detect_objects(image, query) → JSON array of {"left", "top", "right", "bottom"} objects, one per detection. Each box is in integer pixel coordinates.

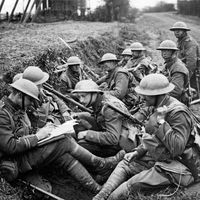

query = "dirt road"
[{"left": 135, "top": 12, "right": 200, "bottom": 63}]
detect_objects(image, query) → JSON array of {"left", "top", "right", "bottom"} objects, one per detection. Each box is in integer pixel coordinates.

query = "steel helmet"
[
  {"left": 99, "top": 53, "right": 119, "bottom": 64},
  {"left": 135, "top": 74, "right": 175, "bottom": 96},
  {"left": 12, "top": 73, "right": 23, "bottom": 83},
  {"left": 130, "top": 42, "right": 146, "bottom": 51},
  {"left": 121, "top": 48, "right": 132, "bottom": 56},
  {"left": 72, "top": 80, "right": 103, "bottom": 93},
  {"left": 170, "top": 21, "right": 190, "bottom": 31},
  {"left": 10, "top": 79, "right": 39, "bottom": 101},
  {"left": 67, "top": 56, "right": 82, "bottom": 66},
  {"left": 23, "top": 66, "right": 49, "bottom": 85},
  {"left": 157, "top": 40, "right": 179, "bottom": 51}
]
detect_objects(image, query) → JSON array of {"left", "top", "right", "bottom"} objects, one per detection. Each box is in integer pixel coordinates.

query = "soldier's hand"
[
  {"left": 99, "top": 82, "right": 108, "bottom": 90},
  {"left": 124, "top": 151, "right": 138, "bottom": 162},
  {"left": 36, "top": 125, "right": 54, "bottom": 141},
  {"left": 62, "top": 111, "right": 72, "bottom": 121},
  {"left": 156, "top": 105, "right": 167, "bottom": 124},
  {"left": 77, "top": 131, "right": 88, "bottom": 140}
]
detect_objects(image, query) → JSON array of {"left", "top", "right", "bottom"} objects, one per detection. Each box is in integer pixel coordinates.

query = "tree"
[{"left": 104, "top": 0, "right": 130, "bottom": 21}]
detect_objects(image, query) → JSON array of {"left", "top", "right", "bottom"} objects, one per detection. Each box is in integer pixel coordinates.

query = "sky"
[
  {"left": 130, "top": 0, "right": 177, "bottom": 9},
  {"left": 0, "top": 0, "right": 177, "bottom": 14},
  {"left": 89, "top": 0, "right": 177, "bottom": 10}
]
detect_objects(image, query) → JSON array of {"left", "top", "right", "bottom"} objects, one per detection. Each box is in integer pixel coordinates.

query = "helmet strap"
[
  {"left": 21, "top": 93, "right": 25, "bottom": 111},
  {"left": 155, "top": 94, "right": 167, "bottom": 107}
]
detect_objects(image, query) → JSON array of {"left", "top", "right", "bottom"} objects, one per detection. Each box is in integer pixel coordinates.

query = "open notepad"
[{"left": 38, "top": 120, "right": 77, "bottom": 146}]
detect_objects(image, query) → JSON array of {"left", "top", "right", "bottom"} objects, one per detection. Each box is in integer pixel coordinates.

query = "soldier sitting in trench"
[
  {"left": 96, "top": 53, "right": 139, "bottom": 111},
  {"left": 93, "top": 73, "right": 200, "bottom": 200},
  {"left": 0, "top": 78, "right": 125, "bottom": 194},
  {"left": 72, "top": 79, "right": 141, "bottom": 160},
  {"left": 118, "top": 48, "right": 132, "bottom": 67},
  {"left": 56, "top": 56, "right": 87, "bottom": 94},
  {"left": 124, "top": 42, "right": 153, "bottom": 83},
  {"left": 13, "top": 66, "right": 72, "bottom": 128}
]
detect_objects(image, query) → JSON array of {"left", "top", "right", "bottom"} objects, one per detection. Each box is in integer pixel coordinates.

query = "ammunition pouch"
[
  {"left": 180, "top": 87, "right": 193, "bottom": 106},
  {"left": 119, "top": 123, "right": 141, "bottom": 152},
  {"left": 179, "top": 146, "right": 200, "bottom": 183}
]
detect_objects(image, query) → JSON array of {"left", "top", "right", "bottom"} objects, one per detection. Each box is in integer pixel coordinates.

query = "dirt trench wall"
[{"left": 0, "top": 24, "right": 151, "bottom": 98}]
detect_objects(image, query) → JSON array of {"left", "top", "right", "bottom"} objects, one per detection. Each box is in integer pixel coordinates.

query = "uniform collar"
[
  {"left": 156, "top": 95, "right": 170, "bottom": 108},
  {"left": 164, "top": 57, "right": 177, "bottom": 67},
  {"left": 178, "top": 34, "right": 190, "bottom": 43},
  {"left": 2, "top": 96, "right": 22, "bottom": 114},
  {"left": 92, "top": 93, "right": 104, "bottom": 114}
]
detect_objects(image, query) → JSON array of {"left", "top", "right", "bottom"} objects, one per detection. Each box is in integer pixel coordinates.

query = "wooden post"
[
  {"left": 31, "top": 0, "right": 43, "bottom": 22},
  {"left": 23, "top": 0, "right": 36, "bottom": 23},
  {"left": 9, "top": 0, "right": 19, "bottom": 22},
  {"left": 0, "top": 0, "right": 5, "bottom": 13},
  {"left": 20, "top": 0, "right": 31, "bottom": 22}
]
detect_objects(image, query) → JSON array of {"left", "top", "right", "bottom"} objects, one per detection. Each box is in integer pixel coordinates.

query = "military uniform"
[
  {"left": 161, "top": 57, "right": 189, "bottom": 104},
  {"left": 0, "top": 97, "right": 110, "bottom": 193},
  {"left": 77, "top": 93, "right": 140, "bottom": 157},
  {"left": 98, "top": 66, "right": 139, "bottom": 110},
  {"left": 124, "top": 55, "right": 151, "bottom": 82},
  {"left": 93, "top": 96, "right": 200, "bottom": 200},
  {"left": 59, "top": 67, "right": 85, "bottom": 94},
  {"left": 177, "top": 35, "right": 200, "bottom": 90},
  {"left": 177, "top": 35, "right": 199, "bottom": 78},
  {"left": 29, "top": 89, "right": 71, "bottom": 128}
]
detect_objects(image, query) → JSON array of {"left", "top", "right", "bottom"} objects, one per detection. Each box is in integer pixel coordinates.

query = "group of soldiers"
[{"left": 0, "top": 21, "right": 200, "bottom": 200}]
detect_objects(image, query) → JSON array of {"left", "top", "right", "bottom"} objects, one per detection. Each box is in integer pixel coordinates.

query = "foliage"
[
  {"left": 126, "top": 7, "right": 140, "bottom": 23},
  {"left": 86, "top": 5, "right": 109, "bottom": 22},
  {"left": 86, "top": 0, "right": 136, "bottom": 22},
  {"left": 177, "top": 0, "right": 200, "bottom": 17},
  {"left": 143, "top": 1, "right": 176, "bottom": 13}
]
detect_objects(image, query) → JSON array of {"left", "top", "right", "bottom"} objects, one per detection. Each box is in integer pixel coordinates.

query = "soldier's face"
[
  {"left": 131, "top": 50, "right": 142, "bottom": 58},
  {"left": 77, "top": 92, "right": 97, "bottom": 107},
  {"left": 70, "top": 65, "right": 79, "bottom": 72},
  {"left": 142, "top": 95, "right": 156, "bottom": 106},
  {"left": 123, "top": 55, "right": 132, "bottom": 61},
  {"left": 24, "top": 95, "right": 34, "bottom": 108},
  {"left": 173, "top": 29, "right": 185, "bottom": 39},
  {"left": 16, "top": 93, "right": 33, "bottom": 108},
  {"left": 103, "top": 61, "right": 116, "bottom": 72},
  {"left": 161, "top": 50, "right": 174, "bottom": 60}
]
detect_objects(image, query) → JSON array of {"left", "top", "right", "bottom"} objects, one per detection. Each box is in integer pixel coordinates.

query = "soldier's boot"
[
  {"left": 67, "top": 160, "right": 102, "bottom": 194},
  {"left": 107, "top": 182, "right": 129, "bottom": 200},
  {"left": 92, "top": 162, "right": 129, "bottom": 200},
  {"left": 71, "top": 143, "right": 125, "bottom": 175}
]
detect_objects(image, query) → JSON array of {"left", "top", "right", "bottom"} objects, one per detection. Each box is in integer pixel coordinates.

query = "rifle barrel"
[
  {"left": 43, "top": 84, "right": 92, "bottom": 113},
  {"left": 105, "top": 102, "right": 143, "bottom": 127}
]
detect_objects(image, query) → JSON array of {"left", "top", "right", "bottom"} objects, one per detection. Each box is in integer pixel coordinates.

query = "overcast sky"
[
  {"left": 89, "top": 0, "right": 177, "bottom": 10},
  {"left": 1, "top": 0, "right": 177, "bottom": 14}
]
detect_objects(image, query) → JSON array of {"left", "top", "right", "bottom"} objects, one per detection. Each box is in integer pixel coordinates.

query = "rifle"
[
  {"left": 190, "top": 98, "right": 200, "bottom": 105},
  {"left": 43, "top": 83, "right": 93, "bottom": 113},
  {"left": 127, "top": 63, "right": 141, "bottom": 73},
  {"left": 18, "top": 179, "right": 65, "bottom": 200},
  {"left": 195, "top": 60, "right": 200, "bottom": 98},
  {"left": 104, "top": 102, "right": 143, "bottom": 129},
  {"left": 83, "top": 64, "right": 99, "bottom": 80}
]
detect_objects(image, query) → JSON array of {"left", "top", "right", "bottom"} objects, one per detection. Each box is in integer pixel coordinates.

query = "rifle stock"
[
  {"left": 43, "top": 83, "right": 92, "bottom": 113},
  {"left": 18, "top": 179, "right": 65, "bottom": 200}
]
